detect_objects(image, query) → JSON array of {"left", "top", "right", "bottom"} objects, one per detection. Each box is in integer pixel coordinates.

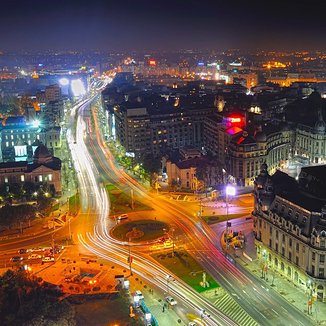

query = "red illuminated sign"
[
  {"left": 148, "top": 59, "right": 156, "bottom": 66},
  {"left": 230, "top": 117, "right": 241, "bottom": 123},
  {"left": 224, "top": 114, "right": 246, "bottom": 129}
]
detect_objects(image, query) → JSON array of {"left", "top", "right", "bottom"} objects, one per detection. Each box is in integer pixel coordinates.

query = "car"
[
  {"left": 42, "top": 256, "right": 55, "bottom": 263},
  {"left": 135, "top": 290, "right": 144, "bottom": 300},
  {"left": 11, "top": 256, "right": 23, "bottom": 262},
  {"left": 165, "top": 296, "right": 177, "bottom": 306},
  {"left": 28, "top": 254, "right": 42, "bottom": 260},
  {"left": 27, "top": 247, "right": 44, "bottom": 253},
  {"left": 117, "top": 214, "right": 128, "bottom": 221},
  {"left": 18, "top": 249, "right": 27, "bottom": 254}
]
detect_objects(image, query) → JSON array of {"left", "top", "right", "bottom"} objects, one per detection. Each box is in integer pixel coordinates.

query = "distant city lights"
[
  {"left": 59, "top": 78, "right": 70, "bottom": 86},
  {"left": 71, "top": 79, "right": 86, "bottom": 97}
]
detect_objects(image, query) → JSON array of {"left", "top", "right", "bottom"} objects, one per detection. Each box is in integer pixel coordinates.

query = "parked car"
[
  {"left": 117, "top": 214, "right": 128, "bottom": 221},
  {"left": 42, "top": 256, "right": 55, "bottom": 263},
  {"left": 165, "top": 296, "right": 177, "bottom": 306},
  {"left": 28, "top": 254, "right": 42, "bottom": 260},
  {"left": 18, "top": 249, "right": 27, "bottom": 254},
  {"left": 135, "top": 290, "right": 144, "bottom": 300},
  {"left": 11, "top": 256, "right": 23, "bottom": 262}
]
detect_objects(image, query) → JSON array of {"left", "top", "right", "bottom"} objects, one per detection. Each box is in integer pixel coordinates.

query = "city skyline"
[{"left": 1, "top": 0, "right": 326, "bottom": 52}]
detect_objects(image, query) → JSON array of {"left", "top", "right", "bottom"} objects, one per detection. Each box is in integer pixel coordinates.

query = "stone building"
[
  {"left": 0, "top": 144, "right": 62, "bottom": 195},
  {"left": 253, "top": 164, "right": 326, "bottom": 302}
]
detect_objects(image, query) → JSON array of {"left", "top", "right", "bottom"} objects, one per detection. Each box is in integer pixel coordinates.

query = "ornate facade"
[{"left": 253, "top": 164, "right": 326, "bottom": 302}]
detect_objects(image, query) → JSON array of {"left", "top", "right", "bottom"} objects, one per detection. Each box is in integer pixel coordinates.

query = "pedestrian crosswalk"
[{"left": 214, "top": 293, "right": 259, "bottom": 326}]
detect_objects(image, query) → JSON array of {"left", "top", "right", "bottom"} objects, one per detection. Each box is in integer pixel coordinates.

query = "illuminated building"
[
  {"left": 0, "top": 116, "right": 61, "bottom": 162},
  {"left": 0, "top": 144, "right": 62, "bottom": 195},
  {"left": 45, "top": 84, "right": 61, "bottom": 102},
  {"left": 253, "top": 164, "right": 326, "bottom": 302},
  {"left": 166, "top": 149, "right": 220, "bottom": 190}
]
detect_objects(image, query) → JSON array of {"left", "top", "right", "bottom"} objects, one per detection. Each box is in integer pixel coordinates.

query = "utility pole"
[
  {"left": 166, "top": 275, "right": 171, "bottom": 294},
  {"left": 130, "top": 189, "right": 134, "bottom": 210},
  {"left": 128, "top": 237, "right": 133, "bottom": 276},
  {"left": 51, "top": 233, "right": 55, "bottom": 261},
  {"left": 171, "top": 228, "right": 175, "bottom": 257}
]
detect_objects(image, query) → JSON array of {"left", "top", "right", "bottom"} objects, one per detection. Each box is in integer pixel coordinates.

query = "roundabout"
[{"left": 110, "top": 219, "right": 169, "bottom": 243}]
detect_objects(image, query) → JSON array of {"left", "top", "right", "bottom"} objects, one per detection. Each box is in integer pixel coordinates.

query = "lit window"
[
  {"left": 6, "top": 142, "right": 9, "bottom": 147},
  {"left": 20, "top": 175, "right": 25, "bottom": 182},
  {"left": 48, "top": 174, "right": 52, "bottom": 181},
  {"left": 11, "top": 135, "right": 13, "bottom": 140},
  {"left": 4, "top": 177, "right": 8, "bottom": 183},
  {"left": 39, "top": 175, "right": 43, "bottom": 182}
]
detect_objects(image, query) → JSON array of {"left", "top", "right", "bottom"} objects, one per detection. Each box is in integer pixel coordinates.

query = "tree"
[{"left": 0, "top": 269, "right": 75, "bottom": 326}]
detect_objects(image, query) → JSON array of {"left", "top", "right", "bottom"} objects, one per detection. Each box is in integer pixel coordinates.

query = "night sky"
[{"left": 1, "top": 0, "right": 325, "bottom": 51}]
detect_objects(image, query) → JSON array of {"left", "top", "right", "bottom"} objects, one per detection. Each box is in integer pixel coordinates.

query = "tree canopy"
[{"left": 0, "top": 269, "right": 75, "bottom": 326}]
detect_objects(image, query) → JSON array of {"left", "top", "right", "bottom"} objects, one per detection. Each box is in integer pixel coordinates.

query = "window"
[
  {"left": 312, "top": 265, "right": 315, "bottom": 276},
  {"left": 276, "top": 230, "right": 279, "bottom": 239},
  {"left": 289, "top": 238, "right": 292, "bottom": 247},
  {"left": 269, "top": 239, "right": 272, "bottom": 248},
  {"left": 4, "top": 177, "right": 8, "bottom": 183},
  {"left": 282, "top": 247, "right": 285, "bottom": 256},
  {"left": 319, "top": 268, "right": 324, "bottom": 278},
  {"left": 275, "top": 243, "right": 279, "bottom": 252},
  {"left": 282, "top": 234, "right": 285, "bottom": 242},
  {"left": 296, "top": 243, "right": 299, "bottom": 252},
  {"left": 270, "top": 226, "right": 272, "bottom": 235},
  {"left": 289, "top": 252, "right": 292, "bottom": 261},
  {"left": 20, "top": 175, "right": 24, "bottom": 182},
  {"left": 321, "top": 240, "right": 325, "bottom": 249},
  {"left": 295, "top": 256, "right": 299, "bottom": 265},
  {"left": 312, "top": 252, "right": 316, "bottom": 261},
  {"left": 39, "top": 175, "right": 43, "bottom": 182},
  {"left": 48, "top": 174, "right": 52, "bottom": 181},
  {"left": 320, "top": 255, "right": 325, "bottom": 263}
]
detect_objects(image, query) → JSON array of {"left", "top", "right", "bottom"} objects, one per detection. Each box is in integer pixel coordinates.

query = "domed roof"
[
  {"left": 315, "top": 120, "right": 326, "bottom": 134},
  {"left": 315, "top": 107, "right": 326, "bottom": 134},
  {"left": 33, "top": 144, "right": 52, "bottom": 164}
]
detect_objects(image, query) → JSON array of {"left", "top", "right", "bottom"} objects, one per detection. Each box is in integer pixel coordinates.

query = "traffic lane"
[
  {"left": 88, "top": 110, "right": 312, "bottom": 326},
  {"left": 154, "top": 198, "right": 312, "bottom": 325},
  {"left": 80, "top": 233, "right": 236, "bottom": 326}
]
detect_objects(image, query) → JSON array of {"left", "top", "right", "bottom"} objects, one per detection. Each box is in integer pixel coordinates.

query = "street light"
[
  {"left": 225, "top": 185, "right": 236, "bottom": 248},
  {"left": 128, "top": 237, "right": 133, "bottom": 276},
  {"left": 166, "top": 274, "right": 172, "bottom": 294}
]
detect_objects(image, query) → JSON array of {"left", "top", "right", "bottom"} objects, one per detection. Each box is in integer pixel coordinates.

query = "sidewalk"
[
  {"left": 28, "top": 245, "right": 186, "bottom": 325},
  {"left": 220, "top": 224, "right": 326, "bottom": 325}
]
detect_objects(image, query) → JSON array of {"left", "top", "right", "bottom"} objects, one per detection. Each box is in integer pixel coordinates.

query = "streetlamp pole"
[
  {"left": 225, "top": 185, "right": 236, "bottom": 250},
  {"left": 130, "top": 189, "right": 134, "bottom": 210},
  {"left": 171, "top": 228, "right": 175, "bottom": 257},
  {"left": 166, "top": 275, "right": 170, "bottom": 294},
  {"left": 128, "top": 237, "right": 133, "bottom": 276}
]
